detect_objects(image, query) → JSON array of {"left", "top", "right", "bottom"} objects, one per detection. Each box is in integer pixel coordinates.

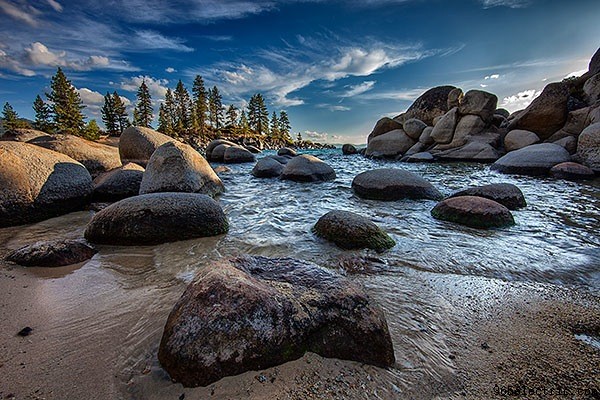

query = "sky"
[{"left": 0, "top": 0, "right": 599, "bottom": 144}]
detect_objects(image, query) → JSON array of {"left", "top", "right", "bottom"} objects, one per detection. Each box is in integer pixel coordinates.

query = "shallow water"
[{"left": 1, "top": 149, "right": 599, "bottom": 397}]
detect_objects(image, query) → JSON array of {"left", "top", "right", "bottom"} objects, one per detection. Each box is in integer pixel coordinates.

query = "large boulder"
[
  {"left": 447, "top": 88, "right": 463, "bottom": 109},
  {"left": 5, "top": 239, "right": 96, "bottom": 267},
  {"left": 419, "top": 126, "right": 434, "bottom": 145},
  {"left": 352, "top": 168, "right": 442, "bottom": 201},
  {"left": 365, "top": 129, "right": 415, "bottom": 158},
  {"left": 553, "top": 136, "right": 577, "bottom": 154},
  {"left": 209, "top": 144, "right": 232, "bottom": 162},
  {"left": 448, "top": 183, "right": 526, "bottom": 210},
  {"left": 206, "top": 139, "right": 238, "bottom": 162},
  {"left": 507, "top": 82, "right": 570, "bottom": 139},
  {"left": 583, "top": 73, "right": 600, "bottom": 105},
  {"left": 119, "top": 126, "right": 174, "bottom": 166},
  {"left": 139, "top": 141, "right": 224, "bottom": 197},
  {"left": 401, "top": 86, "right": 456, "bottom": 125},
  {"left": 277, "top": 147, "right": 298, "bottom": 157},
  {"left": 28, "top": 134, "right": 121, "bottom": 177},
  {"left": 504, "top": 130, "right": 540, "bottom": 152},
  {"left": 313, "top": 210, "right": 395, "bottom": 251},
  {"left": 402, "top": 118, "right": 427, "bottom": 140},
  {"left": 367, "top": 117, "right": 403, "bottom": 142},
  {"left": 0, "top": 142, "right": 92, "bottom": 227},
  {"left": 447, "top": 115, "right": 486, "bottom": 147},
  {"left": 577, "top": 122, "right": 600, "bottom": 172},
  {"left": 223, "top": 146, "right": 255, "bottom": 164},
  {"left": 587, "top": 47, "right": 600, "bottom": 77},
  {"left": 342, "top": 144, "right": 358, "bottom": 155},
  {"left": 158, "top": 256, "right": 395, "bottom": 387},
  {"left": 251, "top": 157, "right": 285, "bottom": 178},
  {"left": 92, "top": 162, "right": 144, "bottom": 201},
  {"left": 491, "top": 143, "right": 570, "bottom": 176},
  {"left": 550, "top": 162, "right": 595, "bottom": 181},
  {"left": 432, "top": 142, "right": 500, "bottom": 163},
  {"left": 458, "top": 90, "right": 498, "bottom": 123},
  {"left": 84, "top": 193, "right": 229, "bottom": 245},
  {"left": 280, "top": 155, "right": 336, "bottom": 182},
  {"left": 431, "top": 107, "right": 459, "bottom": 144},
  {"left": 431, "top": 196, "right": 515, "bottom": 229}
]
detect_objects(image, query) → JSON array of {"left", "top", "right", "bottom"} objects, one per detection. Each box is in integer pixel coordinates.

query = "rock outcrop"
[
  {"left": 313, "top": 210, "right": 395, "bottom": 251},
  {"left": 158, "top": 256, "right": 395, "bottom": 387},
  {"left": 139, "top": 141, "right": 224, "bottom": 197},
  {"left": 84, "top": 193, "right": 229, "bottom": 245},
  {"left": 0, "top": 142, "right": 92, "bottom": 227},
  {"left": 119, "top": 126, "right": 174, "bottom": 166},
  {"left": 367, "top": 117, "right": 403, "bottom": 142},
  {"left": 399, "top": 86, "right": 456, "bottom": 125},
  {"left": 352, "top": 168, "right": 442, "bottom": 201}
]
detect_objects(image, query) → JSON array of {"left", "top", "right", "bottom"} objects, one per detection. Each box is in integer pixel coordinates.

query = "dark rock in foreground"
[
  {"left": 280, "top": 154, "right": 336, "bottom": 182},
  {"left": 6, "top": 239, "right": 96, "bottom": 267},
  {"left": 491, "top": 143, "right": 570, "bottom": 176},
  {"left": 549, "top": 162, "right": 595, "bottom": 181},
  {"left": 431, "top": 196, "right": 515, "bottom": 229},
  {"left": 313, "top": 210, "right": 395, "bottom": 251},
  {"left": 158, "top": 255, "right": 395, "bottom": 387},
  {"left": 0, "top": 142, "right": 92, "bottom": 228},
  {"left": 84, "top": 193, "right": 228, "bottom": 245},
  {"left": 92, "top": 162, "right": 144, "bottom": 201},
  {"left": 352, "top": 168, "right": 443, "bottom": 201},
  {"left": 448, "top": 183, "right": 526, "bottom": 210}
]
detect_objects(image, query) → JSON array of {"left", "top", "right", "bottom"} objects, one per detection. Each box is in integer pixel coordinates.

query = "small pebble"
[{"left": 17, "top": 327, "right": 33, "bottom": 337}]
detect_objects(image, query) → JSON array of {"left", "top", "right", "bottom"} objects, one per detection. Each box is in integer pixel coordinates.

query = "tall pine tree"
[
  {"left": 133, "top": 80, "right": 153, "bottom": 128},
  {"left": 157, "top": 103, "right": 174, "bottom": 136},
  {"left": 247, "top": 93, "right": 269, "bottom": 135},
  {"left": 46, "top": 67, "right": 86, "bottom": 135},
  {"left": 278, "top": 111, "right": 291, "bottom": 138},
  {"left": 208, "top": 86, "right": 223, "bottom": 130},
  {"left": 2, "top": 102, "right": 26, "bottom": 134},
  {"left": 192, "top": 75, "right": 208, "bottom": 135},
  {"left": 269, "top": 111, "right": 279, "bottom": 138},
  {"left": 225, "top": 104, "right": 238, "bottom": 127},
  {"left": 112, "top": 92, "right": 129, "bottom": 135},
  {"left": 101, "top": 92, "right": 117, "bottom": 135},
  {"left": 174, "top": 80, "right": 192, "bottom": 133},
  {"left": 32, "top": 95, "right": 53, "bottom": 132}
]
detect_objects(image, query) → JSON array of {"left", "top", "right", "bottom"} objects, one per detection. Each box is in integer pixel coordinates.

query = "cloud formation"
[
  {"left": 119, "top": 75, "right": 169, "bottom": 100},
  {"left": 500, "top": 89, "right": 541, "bottom": 111},
  {"left": 342, "top": 81, "right": 376, "bottom": 97}
]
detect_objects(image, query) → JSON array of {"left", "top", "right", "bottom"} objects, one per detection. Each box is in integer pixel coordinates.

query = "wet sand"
[{"left": 1, "top": 250, "right": 598, "bottom": 400}]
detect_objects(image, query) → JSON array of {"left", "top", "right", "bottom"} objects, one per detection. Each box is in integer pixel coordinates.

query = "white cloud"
[
  {"left": 359, "top": 88, "right": 425, "bottom": 101},
  {"left": 78, "top": 88, "right": 104, "bottom": 105},
  {"left": 46, "top": 0, "right": 63, "bottom": 12},
  {"left": 133, "top": 30, "right": 194, "bottom": 52},
  {"left": 304, "top": 130, "right": 328, "bottom": 142},
  {"left": 342, "top": 80, "right": 376, "bottom": 97},
  {"left": 0, "top": 49, "right": 35, "bottom": 76},
  {"left": 563, "top": 69, "right": 587, "bottom": 79},
  {"left": 485, "top": 74, "right": 500, "bottom": 80},
  {"left": 479, "top": 0, "right": 531, "bottom": 8},
  {"left": 317, "top": 104, "right": 351, "bottom": 112},
  {"left": 500, "top": 89, "right": 541, "bottom": 112},
  {"left": 23, "top": 42, "right": 111, "bottom": 71},
  {"left": 119, "top": 75, "right": 169, "bottom": 100},
  {"left": 0, "top": 0, "right": 39, "bottom": 26},
  {"left": 480, "top": 84, "right": 488, "bottom": 88},
  {"left": 165, "top": 67, "right": 176, "bottom": 73}
]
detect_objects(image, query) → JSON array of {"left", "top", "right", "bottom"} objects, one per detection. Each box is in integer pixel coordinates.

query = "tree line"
[{"left": 2, "top": 67, "right": 295, "bottom": 147}]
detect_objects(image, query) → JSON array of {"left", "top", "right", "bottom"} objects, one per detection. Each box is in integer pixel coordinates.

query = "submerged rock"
[
  {"left": 84, "top": 193, "right": 229, "bottom": 245},
  {"left": 280, "top": 154, "right": 336, "bottom": 182},
  {"left": 549, "top": 162, "right": 595, "bottom": 181},
  {"left": 431, "top": 196, "right": 515, "bottom": 229},
  {"left": 139, "top": 141, "right": 224, "bottom": 197},
  {"left": 6, "top": 239, "right": 96, "bottom": 267},
  {"left": 342, "top": 144, "right": 358, "bottom": 155},
  {"left": 491, "top": 143, "right": 570, "bottom": 176},
  {"left": 352, "top": 168, "right": 443, "bottom": 201},
  {"left": 0, "top": 142, "right": 92, "bottom": 227},
  {"left": 158, "top": 255, "right": 395, "bottom": 387},
  {"left": 313, "top": 210, "right": 395, "bottom": 251},
  {"left": 92, "top": 162, "right": 144, "bottom": 201},
  {"left": 119, "top": 126, "right": 174, "bottom": 166},
  {"left": 448, "top": 183, "right": 526, "bottom": 210}
]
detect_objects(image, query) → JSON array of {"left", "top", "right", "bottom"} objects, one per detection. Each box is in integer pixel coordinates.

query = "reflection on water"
[{"left": 1, "top": 149, "right": 599, "bottom": 397}]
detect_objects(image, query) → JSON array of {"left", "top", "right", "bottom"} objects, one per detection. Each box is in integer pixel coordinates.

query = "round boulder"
[
  {"left": 504, "top": 130, "right": 540, "bottom": 152},
  {"left": 431, "top": 107, "right": 459, "bottom": 144},
  {"left": 223, "top": 146, "right": 255, "bottom": 163},
  {"left": 402, "top": 118, "right": 428, "bottom": 140},
  {"left": 491, "top": 143, "right": 571, "bottom": 176},
  {"left": 28, "top": 134, "right": 121, "bottom": 177},
  {"left": 280, "top": 154, "right": 336, "bottom": 182},
  {"left": 251, "top": 157, "right": 285, "bottom": 178},
  {"left": 158, "top": 255, "right": 395, "bottom": 387},
  {"left": 5, "top": 239, "right": 96, "bottom": 267},
  {"left": 431, "top": 196, "right": 515, "bottom": 229},
  {"left": 342, "top": 144, "right": 358, "bottom": 155},
  {"left": 352, "top": 168, "right": 442, "bottom": 201},
  {"left": 119, "top": 126, "right": 174, "bottom": 166},
  {"left": 84, "top": 193, "right": 229, "bottom": 245},
  {"left": 550, "top": 162, "right": 595, "bottom": 181},
  {"left": 365, "top": 129, "right": 415, "bottom": 158},
  {"left": 367, "top": 117, "right": 403, "bottom": 142},
  {"left": 206, "top": 139, "right": 238, "bottom": 162},
  {"left": 448, "top": 183, "right": 526, "bottom": 210},
  {"left": 402, "top": 86, "right": 456, "bottom": 125},
  {"left": 458, "top": 90, "right": 498, "bottom": 123},
  {"left": 577, "top": 122, "right": 600, "bottom": 172},
  {"left": 0, "top": 142, "right": 92, "bottom": 227},
  {"left": 140, "top": 141, "right": 224, "bottom": 197},
  {"left": 313, "top": 210, "right": 395, "bottom": 251},
  {"left": 277, "top": 147, "right": 298, "bottom": 157},
  {"left": 93, "top": 162, "right": 144, "bottom": 201}
]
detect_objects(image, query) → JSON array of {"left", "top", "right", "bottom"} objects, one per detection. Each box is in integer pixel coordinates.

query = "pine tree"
[
  {"left": 46, "top": 67, "right": 86, "bottom": 135},
  {"left": 101, "top": 92, "right": 117, "bottom": 135},
  {"left": 157, "top": 103, "right": 174, "bottom": 136},
  {"left": 174, "top": 80, "right": 192, "bottom": 133},
  {"left": 208, "top": 86, "right": 223, "bottom": 130},
  {"left": 192, "top": 75, "right": 208, "bottom": 134},
  {"left": 82, "top": 119, "right": 101, "bottom": 140},
  {"left": 239, "top": 110, "right": 249, "bottom": 130},
  {"left": 32, "top": 95, "right": 53, "bottom": 132},
  {"left": 2, "top": 102, "right": 25, "bottom": 134},
  {"left": 225, "top": 104, "right": 238, "bottom": 127},
  {"left": 112, "top": 92, "right": 129, "bottom": 135},
  {"left": 248, "top": 93, "right": 269, "bottom": 135},
  {"left": 278, "top": 111, "right": 291, "bottom": 138},
  {"left": 269, "top": 111, "right": 279, "bottom": 138},
  {"left": 133, "top": 80, "right": 153, "bottom": 128}
]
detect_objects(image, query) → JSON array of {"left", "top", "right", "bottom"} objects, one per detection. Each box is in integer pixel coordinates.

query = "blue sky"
[{"left": 1, "top": 0, "right": 599, "bottom": 144}]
